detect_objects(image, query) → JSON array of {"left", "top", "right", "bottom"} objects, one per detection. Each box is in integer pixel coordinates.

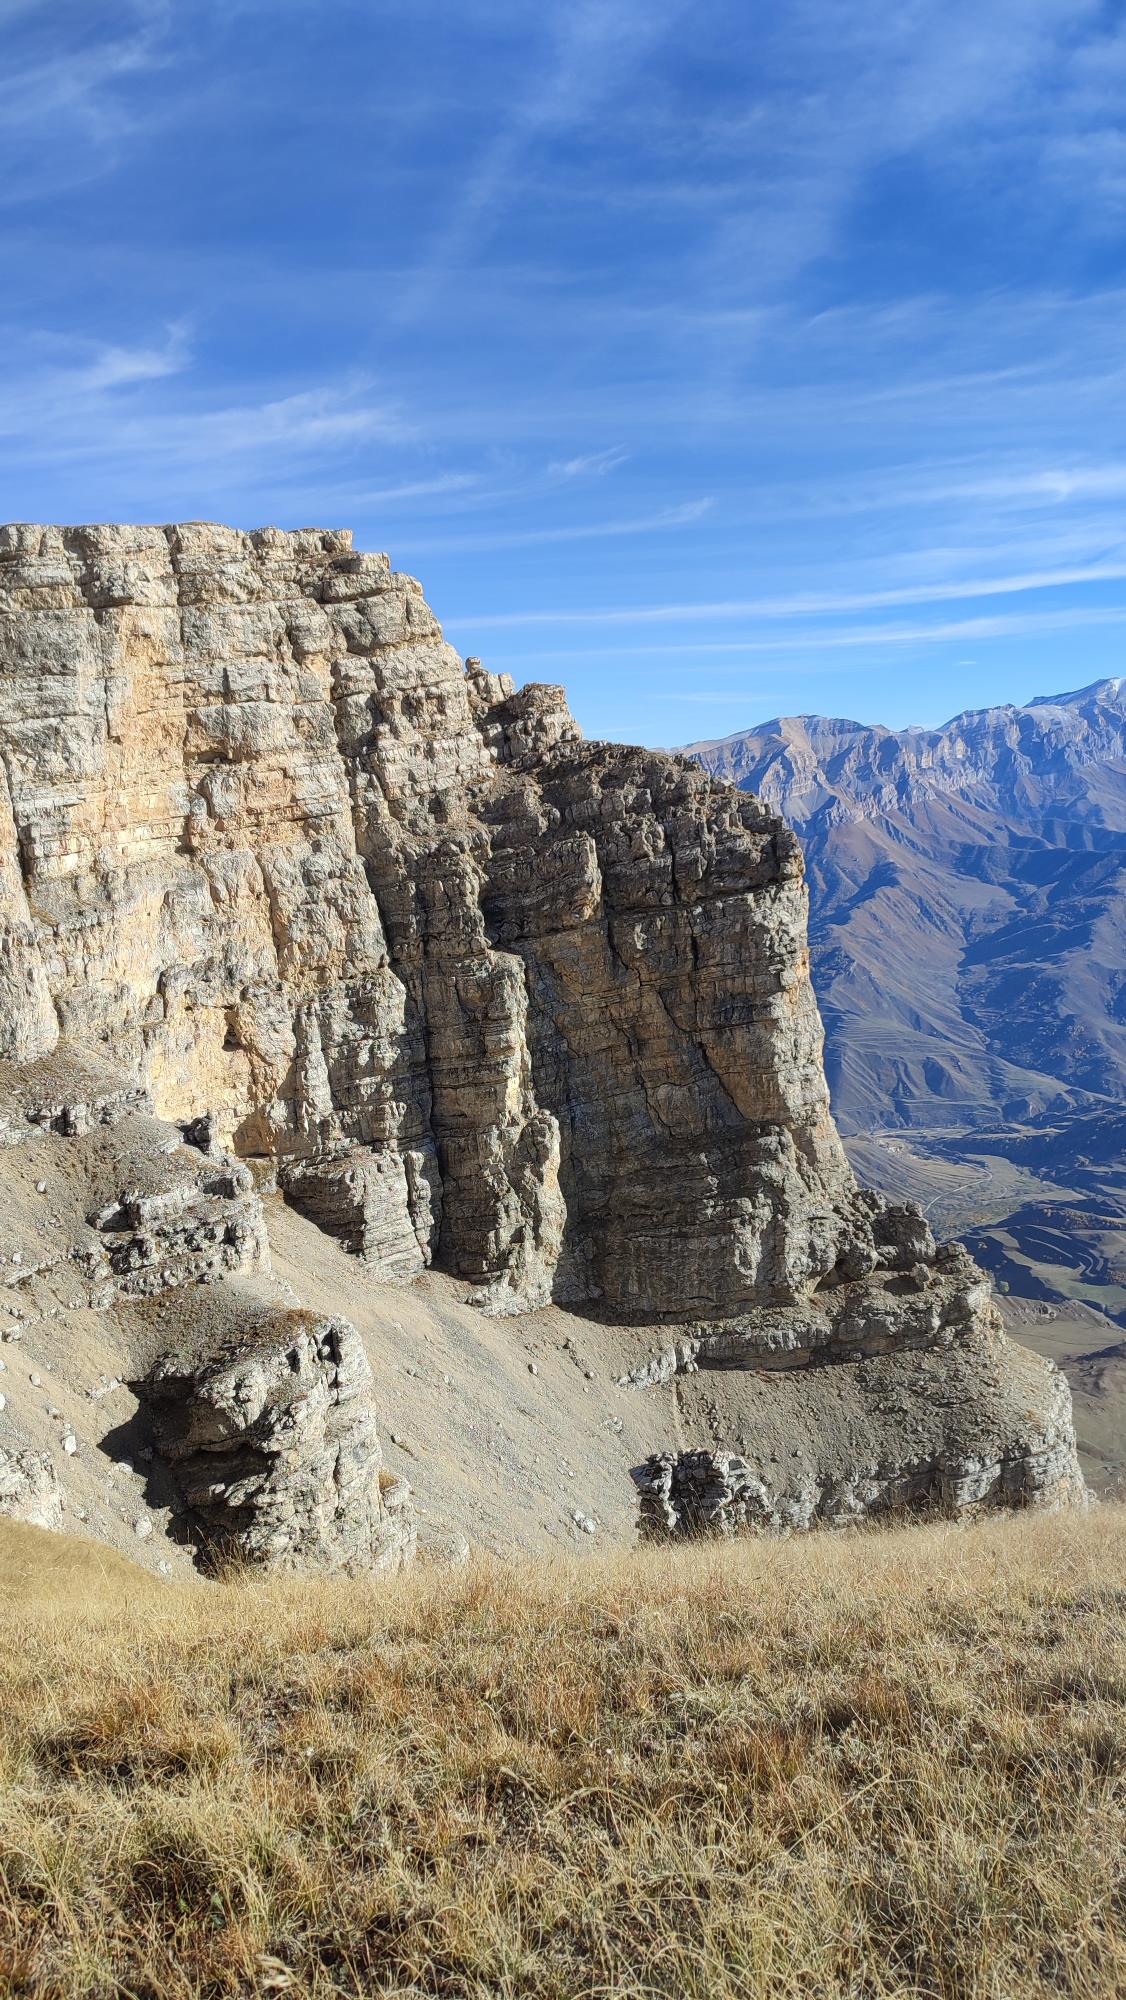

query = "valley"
[{"left": 689, "top": 680, "right": 1126, "bottom": 1486}]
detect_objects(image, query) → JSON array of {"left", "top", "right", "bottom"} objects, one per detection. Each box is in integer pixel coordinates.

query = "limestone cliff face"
[
  {"left": 0, "top": 523, "right": 1088, "bottom": 1564},
  {"left": 0, "top": 521, "right": 867, "bottom": 1318}
]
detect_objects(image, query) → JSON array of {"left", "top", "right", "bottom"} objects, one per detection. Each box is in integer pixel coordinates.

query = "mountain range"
[{"left": 689, "top": 678, "right": 1126, "bottom": 1481}]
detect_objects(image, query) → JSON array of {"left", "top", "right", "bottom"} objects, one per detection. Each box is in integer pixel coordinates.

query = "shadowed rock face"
[
  {"left": 0, "top": 1050, "right": 415, "bottom": 1574},
  {"left": 142, "top": 1310, "right": 414, "bottom": 1573},
  {"left": 0, "top": 522, "right": 874, "bottom": 1318}
]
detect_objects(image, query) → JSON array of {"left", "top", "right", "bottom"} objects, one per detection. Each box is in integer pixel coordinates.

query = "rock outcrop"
[
  {"left": 0, "top": 1052, "right": 414, "bottom": 1572},
  {"left": 633, "top": 1332, "right": 1085, "bottom": 1537},
  {"left": 142, "top": 1309, "right": 414, "bottom": 1573},
  {"left": 0, "top": 523, "right": 1086, "bottom": 1564},
  {"left": 0, "top": 1444, "right": 64, "bottom": 1529},
  {"left": 625, "top": 1234, "right": 1087, "bottom": 1530}
]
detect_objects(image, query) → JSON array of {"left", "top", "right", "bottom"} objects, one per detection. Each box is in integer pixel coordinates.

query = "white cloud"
[
  {"left": 942, "top": 464, "right": 1126, "bottom": 504},
  {"left": 499, "top": 601, "right": 1126, "bottom": 662},
  {"left": 395, "top": 0, "right": 688, "bottom": 321},
  {"left": 73, "top": 323, "right": 192, "bottom": 393},
  {"left": 182, "top": 386, "right": 403, "bottom": 455},
  {"left": 308, "top": 473, "right": 481, "bottom": 508},
  {"left": 0, "top": 1, "right": 173, "bottom": 202},
  {"left": 411, "top": 497, "right": 711, "bottom": 554},
  {"left": 446, "top": 558, "right": 1126, "bottom": 631},
  {"left": 0, "top": 341, "right": 405, "bottom": 474},
  {"left": 547, "top": 447, "right": 630, "bottom": 480}
]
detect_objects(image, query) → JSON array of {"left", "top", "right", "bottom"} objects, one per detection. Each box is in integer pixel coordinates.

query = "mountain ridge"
[
  {"left": 689, "top": 674, "right": 1126, "bottom": 1459},
  {"left": 687, "top": 673, "right": 1126, "bottom": 1136}
]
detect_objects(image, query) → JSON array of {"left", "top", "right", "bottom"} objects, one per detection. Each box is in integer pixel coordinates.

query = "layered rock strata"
[
  {"left": 626, "top": 1233, "right": 1086, "bottom": 1525},
  {"left": 0, "top": 523, "right": 1086, "bottom": 1558},
  {"left": 0, "top": 521, "right": 876, "bottom": 1317},
  {"left": 634, "top": 1338, "right": 1084, "bottom": 1537}
]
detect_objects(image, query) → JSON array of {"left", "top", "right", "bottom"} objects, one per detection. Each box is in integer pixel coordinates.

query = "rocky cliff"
[
  {"left": 0, "top": 525, "right": 1086, "bottom": 1568},
  {"left": 0, "top": 520, "right": 878, "bottom": 1319}
]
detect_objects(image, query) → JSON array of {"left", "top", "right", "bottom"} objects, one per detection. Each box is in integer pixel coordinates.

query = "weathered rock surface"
[
  {"left": 617, "top": 1238, "right": 991, "bottom": 1382},
  {"left": 142, "top": 1309, "right": 413, "bottom": 1572},
  {"left": 635, "top": 1350, "right": 1085, "bottom": 1536},
  {"left": 86, "top": 1158, "right": 267, "bottom": 1298},
  {"left": 0, "top": 1444, "right": 64, "bottom": 1529},
  {"left": 0, "top": 523, "right": 1086, "bottom": 1564},
  {"left": 0, "top": 521, "right": 876, "bottom": 1318},
  {"left": 627, "top": 1245, "right": 1086, "bottom": 1531},
  {"left": 0, "top": 1048, "right": 412, "bottom": 1574}
]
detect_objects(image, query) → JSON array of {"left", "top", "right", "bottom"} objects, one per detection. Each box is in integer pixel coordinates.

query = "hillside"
[
  {"left": 688, "top": 680, "right": 1126, "bottom": 1480},
  {"left": 0, "top": 524, "right": 1083, "bottom": 1573},
  {"left": 688, "top": 678, "right": 1126, "bottom": 1136},
  {"left": 2, "top": 1506, "right": 1124, "bottom": 1999}
]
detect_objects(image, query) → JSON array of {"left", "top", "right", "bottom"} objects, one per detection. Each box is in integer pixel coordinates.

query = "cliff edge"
[{"left": 0, "top": 525, "right": 1085, "bottom": 1568}]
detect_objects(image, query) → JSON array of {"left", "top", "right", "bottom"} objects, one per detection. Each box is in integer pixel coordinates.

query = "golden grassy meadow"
[{"left": 1, "top": 1506, "right": 1124, "bottom": 1998}]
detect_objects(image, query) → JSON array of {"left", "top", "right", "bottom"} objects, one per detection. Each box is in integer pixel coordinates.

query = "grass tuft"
[{"left": 1, "top": 1507, "right": 1125, "bottom": 1996}]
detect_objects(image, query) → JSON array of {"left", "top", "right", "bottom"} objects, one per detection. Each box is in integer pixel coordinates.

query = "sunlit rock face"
[
  {"left": 0, "top": 522, "right": 878, "bottom": 1318},
  {"left": 0, "top": 523, "right": 1088, "bottom": 1558}
]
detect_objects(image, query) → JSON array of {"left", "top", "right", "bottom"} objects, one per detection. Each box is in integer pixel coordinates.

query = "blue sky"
[{"left": 5, "top": 0, "right": 1126, "bottom": 744}]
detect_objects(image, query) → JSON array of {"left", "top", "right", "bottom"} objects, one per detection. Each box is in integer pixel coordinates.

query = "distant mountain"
[
  {"left": 688, "top": 677, "right": 1126, "bottom": 1134},
  {"left": 687, "top": 679, "right": 1126, "bottom": 1372}
]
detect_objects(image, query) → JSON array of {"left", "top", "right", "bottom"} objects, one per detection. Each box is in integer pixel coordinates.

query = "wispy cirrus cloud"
[
  {"left": 411, "top": 497, "right": 711, "bottom": 555},
  {"left": 5, "top": 2, "right": 1126, "bottom": 739},
  {"left": 303, "top": 472, "right": 481, "bottom": 508},
  {"left": 505, "top": 602, "right": 1126, "bottom": 662},
  {"left": 940, "top": 464, "right": 1126, "bottom": 505},
  {"left": 176, "top": 385, "right": 405, "bottom": 457},
  {"left": 70, "top": 323, "right": 192, "bottom": 393},
  {"left": 446, "top": 558, "right": 1126, "bottom": 632},
  {"left": 0, "top": 323, "right": 191, "bottom": 436},
  {"left": 547, "top": 447, "right": 630, "bottom": 480},
  {"left": 0, "top": 336, "right": 405, "bottom": 475},
  {"left": 0, "top": 0, "right": 173, "bottom": 201},
  {"left": 0, "top": 362, "right": 414, "bottom": 543},
  {"left": 395, "top": 0, "right": 689, "bottom": 322}
]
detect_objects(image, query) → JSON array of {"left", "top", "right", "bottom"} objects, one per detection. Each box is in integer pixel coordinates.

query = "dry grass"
[{"left": 2, "top": 1508, "right": 1125, "bottom": 1998}]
